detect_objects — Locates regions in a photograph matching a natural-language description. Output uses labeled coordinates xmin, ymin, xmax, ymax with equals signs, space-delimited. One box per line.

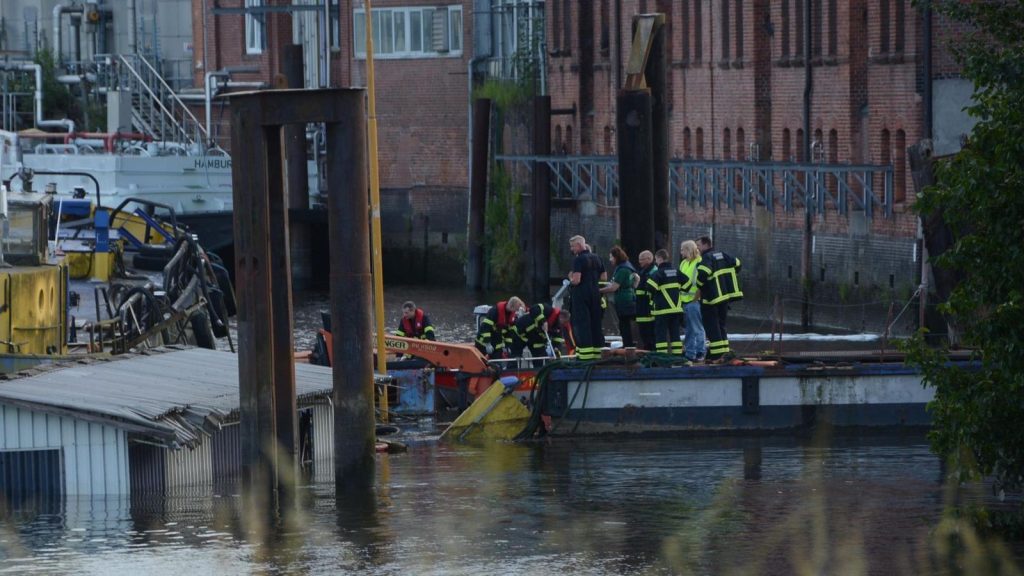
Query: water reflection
xmin=1 ymin=434 xmax=1019 ymax=574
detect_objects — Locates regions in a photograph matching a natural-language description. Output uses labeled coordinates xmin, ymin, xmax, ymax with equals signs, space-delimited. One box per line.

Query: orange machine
xmin=317 ymin=330 xmax=498 ymax=397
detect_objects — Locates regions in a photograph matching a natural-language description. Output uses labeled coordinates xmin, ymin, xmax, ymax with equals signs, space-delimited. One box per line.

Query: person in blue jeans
xmin=679 ymin=240 xmax=706 ymax=362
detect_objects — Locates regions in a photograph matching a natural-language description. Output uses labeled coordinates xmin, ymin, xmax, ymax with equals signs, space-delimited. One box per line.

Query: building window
xmin=812 ymin=0 xmax=823 ymax=58
xmin=794 ymin=0 xmax=804 ymax=59
xmin=554 ymin=125 xmax=563 ymax=155
xmin=827 ymin=0 xmax=837 ymax=58
xmin=562 ymin=0 xmax=572 ymax=56
xmin=879 ymin=0 xmax=890 ymax=54
xmin=723 ymin=127 xmax=732 ymax=159
xmin=781 ymin=0 xmax=790 ymax=59
xmin=894 ymin=129 xmax=906 ymax=202
xmin=736 ymin=127 xmax=746 ymax=159
xmin=565 ymin=125 xmax=574 ymax=155
xmin=683 ymin=127 xmax=692 ymax=158
xmin=696 ymin=127 xmax=705 ymax=159
xmin=783 ymin=128 xmax=792 ymax=161
xmin=552 ymin=0 xmax=561 ymax=53
xmin=603 ymin=125 xmax=613 ymax=154
xmin=734 ymin=0 xmax=743 ymax=61
xmin=894 ymin=0 xmax=905 ymax=54
xmin=245 ymin=0 xmax=265 ymax=55
xmin=694 ymin=1 xmax=703 ymax=61
xmin=796 ymin=128 xmax=805 ymax=162
xmin=354 ymin=6 xmax=464 ymax=58
xmin=600 ymin=0 xmax=610 ymax=56
xmin=828 ymin=128 xmax=839 ymax=195
xmin=720 ymin=0 xmax=731 ymax=62
xmin=681 ymin=1 xmax=690 ymax=62
xmin=813 ymin=128 xmax=823 ymax=161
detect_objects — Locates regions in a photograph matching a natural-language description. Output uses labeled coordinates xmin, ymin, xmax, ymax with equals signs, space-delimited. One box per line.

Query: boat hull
xmin=541 ymin=363 xmax=938 ymax=435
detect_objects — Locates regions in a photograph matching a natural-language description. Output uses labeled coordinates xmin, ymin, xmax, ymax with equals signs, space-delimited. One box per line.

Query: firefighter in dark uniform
xmin=635 ymin=250 xmax=658 ymax=351
xmin=474 ymin=296 xmax=526 ymax=358
xmin=568 ymin=235 xmax=606 ymax=360
xmin=695 ymin=235 xmax=743 ymax=362
xmin=394 ymin=301 xmax=436 ymax=340
xmin=647 ymin=249 xmax=684 ymax=356
xmin=511 ymin=304 xmax=570 ymax=364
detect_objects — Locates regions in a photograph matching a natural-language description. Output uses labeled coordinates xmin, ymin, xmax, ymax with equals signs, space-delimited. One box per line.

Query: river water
xmin=2 ymin=287 xmax=1018 ymax=574
xmin=1 ymin=435 xmax=1017 ymax=575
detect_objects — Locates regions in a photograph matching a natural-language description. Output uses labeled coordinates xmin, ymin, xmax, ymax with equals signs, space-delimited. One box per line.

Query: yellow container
xmin=0 ymin=262 xmax=68 ymax=356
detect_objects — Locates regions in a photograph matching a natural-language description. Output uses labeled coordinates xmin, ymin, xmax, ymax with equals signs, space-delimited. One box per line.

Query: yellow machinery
xmin=1 ymin=192 xmax=68 ymax=356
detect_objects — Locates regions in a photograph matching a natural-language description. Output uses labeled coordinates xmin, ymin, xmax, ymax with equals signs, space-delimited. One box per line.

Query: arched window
xmin=696 ymin=127 xmax=705 ymax=159
xmin=721 ymin=0 xmax=731 ymax=61
xmin=735 ymin=0 xmax=744 ymax=60
xmin=879 ymin=0 xmax=890 ymax=54
xmin=554 ymin=125 xmax=564 ymax=155
xmin=562 ymin=0 xmax=573 ymax=56
xmin=565 ymin=125 xmax=574 ymax=155
xmin=828 ymin=0 xmax=837 ymax=58
xmin=796 ymin=128 xmax=805 ymax=162
xmin=681 ymin=1 xmax=691 ymax=62
xmin=694 ymin=1 xmax=703 ymax=61
xmin=894 ymin=0 xmax=906 ymax=54
xmin=794 ymin=0 xmax=804 ymax=58
xmin=813 ymin=0 xmax=823 ymax=58
xmin=783 ymin=128 xmax=792 ymax=161
xmin=813 ymin=128 xmax=823 ymax=162
xmin=603 ymin=125 xmax=613 ymax=155
xmin=600 ymin=0 xmax=610 ymax=56
xmin=781 ymin=0 xmax=791 ymax=58
xmin=683 ymin=127 xmax=693 ymax=158
xmin=723 ymin=127 xmax=732 ymax=160
xmin=894 ymin=129 xmax=907 ymax=202
xmin=736 ymin=127 xmax=746 ymax=159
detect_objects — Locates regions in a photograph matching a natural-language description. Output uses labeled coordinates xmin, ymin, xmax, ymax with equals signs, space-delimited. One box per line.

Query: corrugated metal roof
xmin=0 ymin=347 xmax=345 ymax=448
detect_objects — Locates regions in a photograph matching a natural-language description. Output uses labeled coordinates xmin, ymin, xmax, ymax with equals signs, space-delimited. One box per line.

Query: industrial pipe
xmin=128 ymin=0 xmax=137 ymax=54
xmin=53 ymin=2 xmax=85 ymax=62
xmin=19 ymin=64 xmax=75 ymax=132
xmin=204 ymin=71 xmax=229 ymax=147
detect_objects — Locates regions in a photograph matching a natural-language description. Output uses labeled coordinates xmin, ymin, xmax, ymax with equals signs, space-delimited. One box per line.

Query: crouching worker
xmin=394 ymin=300 xmax=436 ymax=340
xmin=511 ymin=305 xmax=571 ymax=365
xmin=474 ymin=296 xmax=525 ymax=359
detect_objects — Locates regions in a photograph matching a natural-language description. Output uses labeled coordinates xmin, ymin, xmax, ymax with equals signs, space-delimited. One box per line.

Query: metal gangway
xmin=497 ymin=155 xmax=896 ymax=220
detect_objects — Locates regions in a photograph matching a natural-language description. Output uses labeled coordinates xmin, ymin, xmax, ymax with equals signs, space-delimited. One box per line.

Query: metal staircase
xmin=100 ymin=54 xmax=209 ymax=149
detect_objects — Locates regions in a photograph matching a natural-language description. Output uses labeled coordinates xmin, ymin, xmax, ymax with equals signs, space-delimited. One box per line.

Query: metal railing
xmin=97 ymin=54 xmax=208 ymax=147
xmin=496 ymin=155 xmax=896 ymax=219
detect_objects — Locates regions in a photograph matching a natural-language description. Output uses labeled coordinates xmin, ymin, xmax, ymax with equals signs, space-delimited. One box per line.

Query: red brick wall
xmin=195 ymin=0 xmax=471 ymax=189
xmin=549 ymin=0 xmax=931 ymax=240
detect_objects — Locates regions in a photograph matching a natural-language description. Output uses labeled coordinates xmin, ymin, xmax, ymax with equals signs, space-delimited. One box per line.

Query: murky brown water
xmin=1 ymin=435 xmax=1019 ymax=575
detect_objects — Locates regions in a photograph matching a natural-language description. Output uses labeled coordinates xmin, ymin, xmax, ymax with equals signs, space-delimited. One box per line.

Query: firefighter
xmin=394 ymin=301 xmax=436 ymax=341
xmin=647 ymin=249 xmax=684 ymax=356
xmin=635 ymin=250 xmax=658 ymax=351
xmin=695 ymin=235 xmax=743 ymax=362
xmin=511 ymin=305 xmax=571 ymax=364
xmin=568 ymin=235 xmax=606 ymax=360
xmin=474 ymin=296 xmax=525 ymax=358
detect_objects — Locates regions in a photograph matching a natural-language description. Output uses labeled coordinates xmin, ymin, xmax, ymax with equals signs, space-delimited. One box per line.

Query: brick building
xmin=191 ymin=1 xmax=974 ymax=329
xmin=543 ymin=1 xmax=974 ymax=331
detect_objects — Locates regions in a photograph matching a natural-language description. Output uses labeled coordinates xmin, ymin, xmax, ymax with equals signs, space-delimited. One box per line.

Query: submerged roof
xmin=0 ymin=347 xmax=344 ymax=448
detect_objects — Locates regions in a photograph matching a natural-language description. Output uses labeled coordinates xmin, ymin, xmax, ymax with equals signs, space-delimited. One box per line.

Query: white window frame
xmin=245 ymin=0 xmax=265 ymax=55
xmin=353 ymin=5 xmax=464 ymax=59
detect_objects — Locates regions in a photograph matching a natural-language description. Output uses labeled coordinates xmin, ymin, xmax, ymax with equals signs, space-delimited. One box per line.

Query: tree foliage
xmin=904 ymin=1 xmax=1024 ymax=494
xmin=484 ymin=165 xmax=524 ymax=289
